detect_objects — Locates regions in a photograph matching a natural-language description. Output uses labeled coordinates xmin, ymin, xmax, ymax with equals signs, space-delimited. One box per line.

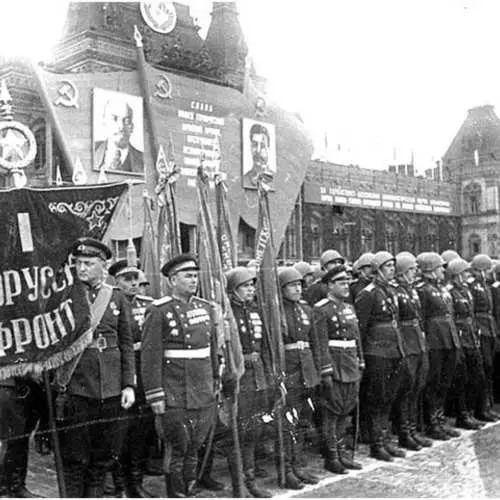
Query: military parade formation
xmin=1 ymin=234 xmax=500 ymax=499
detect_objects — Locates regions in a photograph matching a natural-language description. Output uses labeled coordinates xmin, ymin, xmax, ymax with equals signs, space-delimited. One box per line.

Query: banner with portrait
xmin=241 ymin=118 xmax=276 ymax=190
xmin=0 ymin=183 xmax=128 ymax=380
xmin=93 ymin=88 xmax=145 ymax=176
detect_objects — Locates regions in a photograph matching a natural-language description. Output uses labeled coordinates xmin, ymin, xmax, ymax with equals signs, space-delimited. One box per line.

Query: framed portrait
xmin=93 ymin=88 xmax=144 ymax=176
xmin=242 ymin=118 xmax=276 ymax=190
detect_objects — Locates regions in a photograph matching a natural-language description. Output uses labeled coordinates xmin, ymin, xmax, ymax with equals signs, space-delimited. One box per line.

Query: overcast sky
xmin=3 ymin=1 xmax=500 ymax=174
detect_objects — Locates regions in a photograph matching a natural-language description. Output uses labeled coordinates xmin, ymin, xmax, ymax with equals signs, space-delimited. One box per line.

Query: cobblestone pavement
xmin=20 ymin=412 xmax=500 ymax=498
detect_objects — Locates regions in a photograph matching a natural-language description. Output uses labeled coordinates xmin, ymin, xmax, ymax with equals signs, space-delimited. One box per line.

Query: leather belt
xmin=284 ymin=341 xmax=310 ymax=351
xmin=428 ymin=314 xmax=452 ymax=320
xmin=88 ymin=335 xmax=118 ymax=352
xmin=244 ymin=352 xmax=261 ymax=362
xmin=400 ymin=319 xmax=419 ymax=327
xmin=133 ymin=342 xmax=141 ymax=351
xmin=372 ymin=320 xmax=398 ymax=329
xmin=455 ymin=317 xmax=473 ymax=324
xmin=328 ymin=339 xmax=356 ymax=348
xmin=163 ymin=347 xmax=210 ymax=359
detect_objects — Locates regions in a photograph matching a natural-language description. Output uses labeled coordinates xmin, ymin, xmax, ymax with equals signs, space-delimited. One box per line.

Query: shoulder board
xmin=136 ymin=294 xmax=154 ymax=302
xmin=492 ymin=282 xmax=500 ymax=288
xmin=193 ymin=296 xmax=211 ymax=304
xmin=445 ymin=283 xmax=453 ymax=291
xmin=416 ymin=282 xmax=425 ymax=289
xmin=152 ymin=296 xmax=172 ymax=306
xmin=314 ymin=298 xmax=330 ymax=308
xmin=391 ymin=281 xmax=399 ymax=288
xmin=363 ymin=283 xmax=375 ymax=292
xmin=299 ymin=299 xmax=309 ymax=305
xmin=466 ymin=277 xmax=475 ymax=284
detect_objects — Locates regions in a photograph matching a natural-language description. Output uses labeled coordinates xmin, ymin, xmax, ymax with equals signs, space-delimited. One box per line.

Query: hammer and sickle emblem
xmin=154 ymin=75 xmax=173 ymax=100
xmin=54 ymin=80 xmax=79 ymax=108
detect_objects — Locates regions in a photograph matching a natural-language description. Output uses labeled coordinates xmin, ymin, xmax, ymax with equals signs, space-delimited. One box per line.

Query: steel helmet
xmin=278 ymin=267 xmax=303 ymax=288
xmin=493 ymin=261 xmax=500 ymax=275
xmin=446 ymin=258 xmax=471 ymax=276
xmin=471 ymin=254 xmax=492 ymax=271
xmin=441 ymin=250 xmax=460 ymax=264
xmin=417 ymin=252 xmax=445 ymax=273
xmin=395 ymin=252 xmax=417 ymax=275
xmin=226 ymin=267 xmax=256 ymax=292
xmin=320 ymin=249 xmax=344 ymax=268
xmin=353 ymin=252 xmax=375 ymax=272
xmin=371 ymin=251 xmax=395 ymax=270
xmin=293 ymin=261 xmax=313 ymax=278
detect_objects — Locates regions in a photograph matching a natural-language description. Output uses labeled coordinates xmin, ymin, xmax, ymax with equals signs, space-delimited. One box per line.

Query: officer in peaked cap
xmin=468 ymin=254 xmax=500 ymax=421
xmin=141 ymin=254 xmax=221 ymax=497
xmin=314 ymin=265 xmax=364 ymax=474
xmin=445 ymin=258 xmax=485 ymax=431
xmin=278 ymin=267 xmax=324 ymax=487
xmin=354 ymin=251 xmax=407 ymax=462
xmin=225 ymin=266 xmax=272 ymax=498
xmin=107 ymin=260 xmax=154 ymax=498
xmin=55 ymin=238 xmax=135 ymax=498
xmin=391 ymin=252 xmax=432 ymax=450
xmin=415 ymin=252 xmax=462 ymax=441
xmin=304 ymin=249 xmax=345 ymax=307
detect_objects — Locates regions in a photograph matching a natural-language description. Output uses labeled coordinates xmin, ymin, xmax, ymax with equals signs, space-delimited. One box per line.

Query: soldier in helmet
xmin=445 ymin=258 xmax=485 ymax=430
xmin=441 ymin=250 xmax=461 ymax=267
xmin=293 ymin=261 xmax=315 ymax=291
xmin=349 ymin=253 xmax=375 ymax=303
xmin=304 ymin=249 xmax=345 ymax=306
xmin=141 ymin=254 xmax=221 ymax=498
xmin=55 ymin=238 xmax=136 ymax=498
xmin=354 ymin=251 xmax=407 ymax=461
xmin=391 ymin=252 xmax=432 ymax=450
xmin=107 ymin=260 xmax=154 ymax=497
xmin=415 ymin=252 xmax=461 ymax=440
xmin=278 ymin=267 xmax=325 ymax=487
xmin=314 ymin=265 xmax=364 ymax=473
xmin=491 ymin=261 xmax=500 ymax=403
xmin=468 ymin=254 xmax=500 ymax=421
xmin=225 ymin=266 xmax=272 ymax=498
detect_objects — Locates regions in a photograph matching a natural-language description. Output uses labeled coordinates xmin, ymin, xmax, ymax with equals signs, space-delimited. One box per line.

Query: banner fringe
xmin=0 ymin=328 xmax=93 ymax=381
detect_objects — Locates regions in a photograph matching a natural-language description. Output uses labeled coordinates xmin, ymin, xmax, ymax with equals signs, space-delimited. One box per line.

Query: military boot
xmin=398 ymin=421 xmax=422 ymax=451
xmin=324 ymin=446 xmax=348 ymax=474
xmin=370 ymin=434 xmax=393 ymax=462
xmin=337 ymin=439 xmax=362 ymax=470
xmin=293 ymin=468 xmax=320 ymax=484
xmin=456 ymin=412 xmax=483 ymax=430
xmin=278 ymin=469 xmax=304 ymax=490
xmin=409 ymin=422 xmax=432 ymax=448
xmin=164 ymin=473 xmax=187 ymax=498
xmin=438 ymin=411 xmax=460 ymax=438
xmin=426 ymin=411 xmax=450 ymax=441
xmin=244 ymin=471 xmax=272 ymax=498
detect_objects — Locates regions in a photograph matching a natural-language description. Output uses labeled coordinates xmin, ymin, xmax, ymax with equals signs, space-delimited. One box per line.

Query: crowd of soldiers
xmin=1 ymin=236 xmax=500 ymax=498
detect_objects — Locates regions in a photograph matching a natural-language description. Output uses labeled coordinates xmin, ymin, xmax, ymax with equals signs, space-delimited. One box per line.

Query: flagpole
xmin=43 ymin=371 xmax=66 ymax=498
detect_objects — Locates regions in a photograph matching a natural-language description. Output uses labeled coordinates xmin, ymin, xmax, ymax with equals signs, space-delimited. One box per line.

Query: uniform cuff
xmin=145 ymin=388 xmax=165 ymax=404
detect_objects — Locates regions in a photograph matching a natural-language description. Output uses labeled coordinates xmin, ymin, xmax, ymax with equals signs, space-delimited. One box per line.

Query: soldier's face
xmin=379 ymin=261 xmax=395 ymax=281
xmin=235 ymin=280 xmax=256 ymax=303
xmin=359 ymin=266 xmax=373 ymax=279
xmin=303 ymin=273 xmax=314 ymax=287
xmin=329 ymin=278 xmax=350 ymax=299
xmin=282 ymin=280 xmax=302 ymax=302
xmin=404 ymin=266 xmax=417 ymax=284
xmin=75 ymin=256 xmax=105 ymax=287
xmin=171 ymin=270 xmax=198 ymax=296
xmin=325 ymin=259 xmax=344 ymax=272
xmin=434 ymin=265 xmax=445 ymax=281
xmin=116 ymin=272 xmax=139 ymax=297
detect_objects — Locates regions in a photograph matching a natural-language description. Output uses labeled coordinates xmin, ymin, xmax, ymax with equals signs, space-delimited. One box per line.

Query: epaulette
xmin=363 ymin=283 xmax=375 ymax=292
xmin=314 ymin=298 xmax=330 ymax=307
xmin=415 ymin=282 xmax=425 ymax=289
xmin=299 ymin=299 xmax=309 ymax=305
xmin=136 ymin=294 xmax=154 ymax=302
xmin=391 ymin=281 xmax=399 ymax=288
xmin=193 ymin=296 xmax=211 ymax=304
xmin=445 ymin=283 xmax=453 ymax=291
xmin=492 ymin=282 xmax=500 ymax=288
xmin=152 ymin=296 xmax=172 ymax=306
xmin=466 ymin=277 xmax=475 ymax=285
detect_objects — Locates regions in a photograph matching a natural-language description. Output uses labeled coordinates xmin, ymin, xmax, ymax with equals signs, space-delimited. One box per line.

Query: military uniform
xmin=281 ymin=297 xmax=323 ymax=481
xmin=416 ymin=276 xmax=460 ymax=437
xmin=141 ymin=294 xmax=219 ymax=497
xmin=303 ymin=280 xmax=328 ymax=307
xmin=349 ymin=276 xmax=372 ymax=304
xmin=469 ymin=275 xmax=498 ymax=417
xmin=114 ymin=294 xmax=155 ymax=497
xmin=355 ymin=277 xmax=407 ymax=458
xmin=391 ymin=279 xmax=430 ymax=448
xmin=229 ymin=294 xmax=272 ymax=490
xmin=57 ymin=283 xmax=135 ymax=498
xmin=448 ymin=281 xmax=485 ymax=427
xmin=314 ymin=295 xmax=363 ymax=469
xmin=0 ymin=377 xmax=45 ymax=497
xmin=491 ymin=279 xmax=500 ymax=403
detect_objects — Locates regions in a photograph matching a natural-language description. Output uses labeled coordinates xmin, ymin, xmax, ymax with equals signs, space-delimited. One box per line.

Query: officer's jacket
xmin=314 ymin=296 xmax=364 ymax=383
xmin=128 ymin=294 xmax=153 ymax=399
xmin=354 ymin=278 xmax=405 ymax=358
xmin=416 ymin=277 xmax=460 ymax=350
xmin=282 ymin=298 xmax=321 ymax=389
xmin=448 ymin=281 xmax=480 ymax=350
xmin=468 ymin=276 xmax=497 ymax=338
xmin=491 ymin=280 xmax=500 ymax=334
xmin=230 ymin=295 xmax=271 ymax=392
xmin=393 ymin=279 xmax=426 ymax=355
xmin=349 ymin=276 xmax=372 ymax=304
xmin=141 ymin=295 xmax=218 ymax=409
xmin=303 ymin=280 xmax=328 ymax=307
xmin=69 ymin=285 xmax=135 ymax=399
